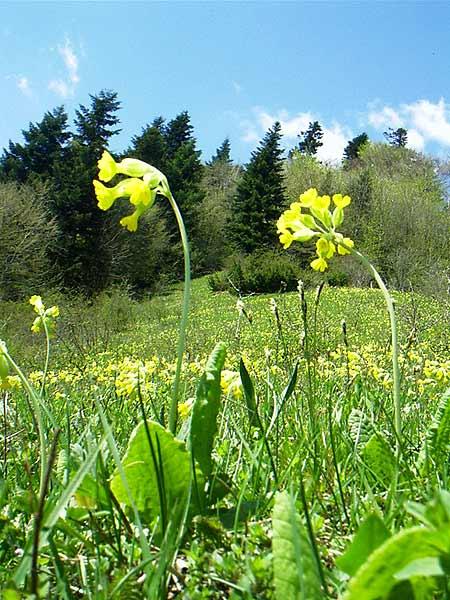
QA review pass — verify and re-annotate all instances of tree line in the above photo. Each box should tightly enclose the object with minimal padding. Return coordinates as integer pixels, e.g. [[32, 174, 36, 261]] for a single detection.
[[0, 89, 448, 300]]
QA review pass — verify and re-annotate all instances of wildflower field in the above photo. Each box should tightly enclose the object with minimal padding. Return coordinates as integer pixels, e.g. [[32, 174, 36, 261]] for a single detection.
[[1, 153, 450, 599], [1, 274, 449, 598]]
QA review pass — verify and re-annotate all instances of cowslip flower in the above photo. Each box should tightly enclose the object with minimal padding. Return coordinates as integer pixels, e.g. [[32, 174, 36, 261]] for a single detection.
[[93, 150, 171, 232], [277, 188, 354, 271], [29, 296, 60, 336]]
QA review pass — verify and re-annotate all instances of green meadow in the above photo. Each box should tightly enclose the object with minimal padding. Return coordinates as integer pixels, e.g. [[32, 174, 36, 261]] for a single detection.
[[1, 276, 449, 598]]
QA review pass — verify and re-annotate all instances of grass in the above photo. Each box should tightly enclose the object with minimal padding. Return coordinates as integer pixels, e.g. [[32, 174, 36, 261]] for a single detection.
[[0, 278, 449, 598]]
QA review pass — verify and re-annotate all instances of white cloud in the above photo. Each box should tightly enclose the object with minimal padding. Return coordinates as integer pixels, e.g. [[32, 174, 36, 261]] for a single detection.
[[407, 128, 425, 152], [368, 106, 403, 129], [240, 107, 351, 163], [48, 37, 80, 98], [48, 79, 71, 98], [367, 97, 450, 151], [317, 123, 352, 163], [59, 38, 79, 84], [17, 76, 31, 95], [404, 98, 450, 147]]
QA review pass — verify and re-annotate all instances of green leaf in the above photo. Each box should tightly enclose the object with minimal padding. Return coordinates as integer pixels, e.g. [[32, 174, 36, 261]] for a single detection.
[[240, 358, 257, 427], [343, 526, 449, 600], [111, 420, 199, 520], [337, 513, 390, 576], [272, 491, 322, 600], [394, 557, 444, 580], [189, 342, 226, 477], [362, 433, 395, 485], [420, 388, 450, 472]]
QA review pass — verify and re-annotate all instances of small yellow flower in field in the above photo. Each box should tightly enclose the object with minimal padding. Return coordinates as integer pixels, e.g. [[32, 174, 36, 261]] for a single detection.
[[29, 295, 44, 314], [178, 398, 194, 419], [277, 187, 355, 271], [29, 296, 59, 336], [221, 370, 243, 400], [93, 151, 171, 232]]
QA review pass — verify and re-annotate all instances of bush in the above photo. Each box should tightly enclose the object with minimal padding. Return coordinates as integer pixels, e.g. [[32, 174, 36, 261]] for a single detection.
[[209, 250, 303, 294], [0, 182, 58, 300]]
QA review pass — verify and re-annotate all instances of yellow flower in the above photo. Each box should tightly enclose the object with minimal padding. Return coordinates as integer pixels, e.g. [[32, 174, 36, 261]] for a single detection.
[[278, 188, 355, 272], [98, 151, 118, 182], [120, 204, 147, 232], [221, 370, 243, 400], [311, 257, 328, 272], [178, 399, 194, 419], [94, 153, 171, 232], [29, 295, 44, 314], [337, 237, 354, 255], [332, 194, 351, 208]]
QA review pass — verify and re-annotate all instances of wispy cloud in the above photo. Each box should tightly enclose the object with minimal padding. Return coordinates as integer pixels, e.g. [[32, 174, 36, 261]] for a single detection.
[[240, 107, 352, 163], [17, 76, 31, 96], [367, 97, 450, 151], [48, 37, 80, 98], [232, 80, 242, 95]]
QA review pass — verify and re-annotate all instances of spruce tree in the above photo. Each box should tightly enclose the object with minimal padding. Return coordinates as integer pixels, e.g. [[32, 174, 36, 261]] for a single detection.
[[127, 117, 167, 171], [163, 112, 204, 238], [52, 90, 121, 294], [231, 122, 285, 254], [384, 127, 408, 147], [0, 106, 71, 182], [297, 120, 324, 155], [208, 138, 232, 165], [344, 132, 369, 161]]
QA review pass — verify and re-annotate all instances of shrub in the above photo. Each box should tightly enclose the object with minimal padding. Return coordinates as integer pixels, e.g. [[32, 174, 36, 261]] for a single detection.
[[209, 250, 303, 294], [0, 182, 58, 300]]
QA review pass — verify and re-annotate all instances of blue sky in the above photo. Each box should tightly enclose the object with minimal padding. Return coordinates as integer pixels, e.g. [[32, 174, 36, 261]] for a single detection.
[[2, 1, 450, 164]]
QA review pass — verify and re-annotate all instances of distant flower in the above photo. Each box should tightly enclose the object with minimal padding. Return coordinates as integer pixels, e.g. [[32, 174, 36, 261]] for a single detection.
[[277, 188, 355, 271]]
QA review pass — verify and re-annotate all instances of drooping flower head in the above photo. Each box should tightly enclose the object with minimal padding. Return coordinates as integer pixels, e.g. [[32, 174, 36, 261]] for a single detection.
[[277, 188, 354, 271], [93, 151, 171, 232], [29, 296, 60, 337]]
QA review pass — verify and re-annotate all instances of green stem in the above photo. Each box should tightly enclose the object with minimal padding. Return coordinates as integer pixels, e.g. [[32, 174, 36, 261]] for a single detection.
[[166, 192, 191, 435], [350, 248, 401, 456], [4, 350, 47, 496]]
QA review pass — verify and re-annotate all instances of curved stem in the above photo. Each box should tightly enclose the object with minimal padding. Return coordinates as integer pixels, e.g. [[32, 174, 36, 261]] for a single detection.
[[350, 248, 401, 457], [166, 192, 191, 435]]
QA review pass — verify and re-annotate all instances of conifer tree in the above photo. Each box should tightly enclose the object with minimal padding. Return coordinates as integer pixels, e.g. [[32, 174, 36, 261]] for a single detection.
[[384, 127, 408, 147], [127, 117, 167, 170], [0, 106, 71, 182], [297, 120, 324, 156], [163, 111, 204, 237], [52, 90, 121, 294], [208, 138, 232, 165], [231, 122, 285, 253], [344, 132, 369, 161]]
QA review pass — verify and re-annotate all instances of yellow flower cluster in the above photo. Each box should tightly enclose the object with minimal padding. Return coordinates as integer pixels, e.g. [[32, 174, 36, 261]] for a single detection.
[[221, 369, 243, 400], [93, 151, 171, 232], [29, 295, 59, 337], [277, 188, 354, 271]]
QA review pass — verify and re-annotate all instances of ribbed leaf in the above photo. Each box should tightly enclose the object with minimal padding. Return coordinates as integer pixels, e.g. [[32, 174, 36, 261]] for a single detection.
[[362, 433, 395, 484], [343, 526, 449, 600], [421, 388, 450, 471], [272, 491, 322, 600], [189, 342, 226, 477], [337, 513, 390, 576], [111, 420, 199, 519]]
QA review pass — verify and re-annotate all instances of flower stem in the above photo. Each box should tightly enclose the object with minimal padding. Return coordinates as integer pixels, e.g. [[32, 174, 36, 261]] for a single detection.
[[166, 192, 191, 435], [351, 248, 402, 456]]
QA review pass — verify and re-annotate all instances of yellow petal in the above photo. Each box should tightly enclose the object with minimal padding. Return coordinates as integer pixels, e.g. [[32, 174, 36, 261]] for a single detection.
[[298, 188, 319, 207], [97, 151, 118, 182], [333, 193, 351, 208], [311, 257, 328, 272]]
